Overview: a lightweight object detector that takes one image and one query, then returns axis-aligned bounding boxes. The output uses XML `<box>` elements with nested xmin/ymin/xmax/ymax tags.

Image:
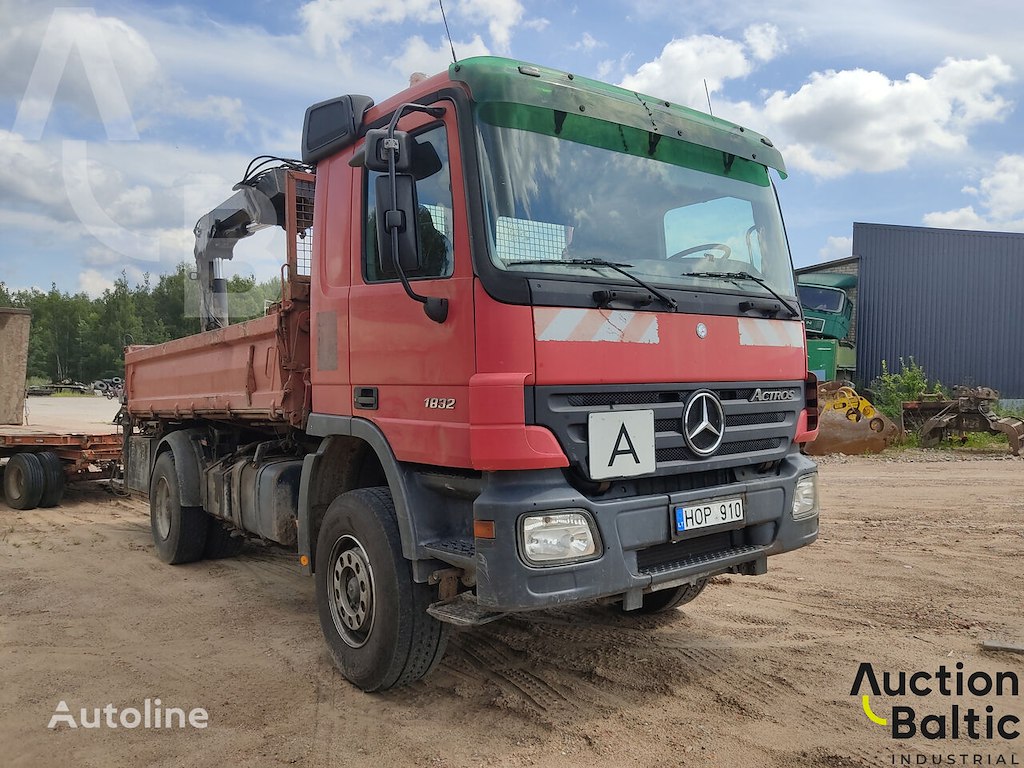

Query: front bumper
<box><xmin>473</xmin><ymin>448</ymin><xmax>818</xmax><ymax>611</ymax></box>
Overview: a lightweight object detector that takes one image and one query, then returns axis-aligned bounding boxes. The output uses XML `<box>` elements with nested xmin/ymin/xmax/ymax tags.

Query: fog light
<box><xmin>792</xmin><ymin>474</ymin><xmax>819</xmax><ymax>521</ymax></box>
<box><xmin>520</xmin><ymin>511</ymin><xmax>599</xmax><ymax>565</ymax></box>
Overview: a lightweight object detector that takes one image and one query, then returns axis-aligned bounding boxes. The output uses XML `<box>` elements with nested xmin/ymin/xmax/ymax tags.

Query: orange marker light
<box><xmin>474</xmin><ymin>520</ymin><xmax>495</xmax><ymax>539</ymax></box>
<box><xmin>299</xmin><ymin>555</ymin><xmax>310</xmax><ymax>566</ymax></box>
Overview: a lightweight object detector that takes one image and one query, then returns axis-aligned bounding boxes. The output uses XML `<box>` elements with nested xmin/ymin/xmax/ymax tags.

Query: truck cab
<box><xmin>124</xmin><ymin>57</ymin><xmax>820</xmax><ymax>692</ymax></box>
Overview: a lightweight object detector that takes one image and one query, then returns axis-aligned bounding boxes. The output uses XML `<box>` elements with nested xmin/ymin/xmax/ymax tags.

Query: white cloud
<box><xmin>174</xmin><ymin>96</ymin><xmax>247</xmax><ymax>138</ymax></box>
<box><xmin>522</xmin><ymin>18</ymin><xmax>550</xmax><ymax>32</ymax></box>
<box><xmin>619</xmin><ymin>34</ymin><xmax>752</xmax><ymax>107</ymax></box>
<box><xmin>78</xmin><ymin>268</ymin><xmax>115</xmax><ymax>297</ymax></box>
<box><xmin>818</xmin><ymin>235</ymin><xmax>853</xmax><ymax>261</ymax></box>
<box><xmin>761</xmin><ymin>56</ymin><xmax>1014</xmax><ymax>178</ymax></box>
<box><xmin>391</xmin><ymin>34</ymin><xmax>489</xmax><ymax>80</ymax></box>
<box><xmin>0</xmin><ymin>8</ymin><xmax>162</xmax><ymax>129</ymax></box>
<box><xmin>743</xmin><ymin>23</ymin><xmax>784</xmax><ymax>62</ymax></box>
<box><xmin>571</xmin><ymin>33</ymin><xmax>603</xmax><ymax>53</ymax></box>
<box><xmin>299</xmin><ymin>0</ymin><xmax>437</xmax><ymax>54</ymax></box>
<box><xmin>617</xmin><ymin>24</ymin><xmax>782</xmax><ymax>108</ymax></box>
<box><xmin>923</xmin><ymin>154</ymin><xmax>1024</xmax><ymax>231</ymax></box>
<box><xmin>458</xmin><ymin>0</ymin><xmax>523</xmax><ymax>53</ymax></box>
<box><xmin>299</xmin><ymin>0</ymin><xmax>522</xmax><ymax>57</ymax></box>
<box><xmin>971</xmin><ymin>154</ymin><xmax>1024</xmax><ymax>223</ymax></box>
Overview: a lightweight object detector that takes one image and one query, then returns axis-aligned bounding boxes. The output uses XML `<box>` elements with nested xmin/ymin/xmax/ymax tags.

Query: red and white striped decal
<box><xmin>534</xmin><ymin>308</ymin><xmax>660</xmax><ymax>344</ymax></box>
<box><xmin>737</xmin><ymin>317</ymin><xmax>804</xmax><ymax>348</ymax></box>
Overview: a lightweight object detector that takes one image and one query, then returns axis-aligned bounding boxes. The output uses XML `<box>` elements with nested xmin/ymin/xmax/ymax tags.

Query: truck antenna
<box><xmin>704</xmin><ymin>79</ymin><xmax>714</xmax><ymax>116</ymax></box>
<box><xmin>439</xmin><ymin>0</ymin><xmax>458</xmax><ymax>63</ymax></box>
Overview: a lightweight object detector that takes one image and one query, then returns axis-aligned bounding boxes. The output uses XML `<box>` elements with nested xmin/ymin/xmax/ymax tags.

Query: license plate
<box><xmin>673</xmin><ymin>497</ymin><xmax>744</xmax><ymax>536</ymax></box>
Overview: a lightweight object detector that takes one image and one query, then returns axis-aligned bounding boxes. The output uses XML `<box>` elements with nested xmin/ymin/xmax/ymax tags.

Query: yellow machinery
<box><xmin>803</xmin><ymin>381</ymin><xmax>900</xmax><ymax>455</ymax></box>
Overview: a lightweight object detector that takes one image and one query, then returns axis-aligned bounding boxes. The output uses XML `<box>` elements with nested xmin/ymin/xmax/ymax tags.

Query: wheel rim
<box><xmin>7</xmin><ymin>462</ymin><xmax>24</xmax><ymax>501</ymax></box>
<box><xmin>153</xmin><ymin>475</ymin><xmax>172</xmax><ymax>540</ymax></box>
<box><xmin>327</xmin><ymin>535</ymin><xmax>375</xmax><ymax>648</ymax></box>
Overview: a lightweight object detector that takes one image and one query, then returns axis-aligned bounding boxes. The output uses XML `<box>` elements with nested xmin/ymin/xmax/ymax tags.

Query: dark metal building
<box><xmin>852</xmin><ymin>222</ymin><xmax>1024</xmax><ymax>399</ymax></box>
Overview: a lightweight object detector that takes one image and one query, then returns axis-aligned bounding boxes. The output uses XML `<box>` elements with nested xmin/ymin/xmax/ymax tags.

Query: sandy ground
<box><xmin>17</xmin><ymin>394</ymin><xmax>121</xmax><ymax>434</ymax></box>
<box><xmin>1</xmin><ymin>408</ymin><xmax>1022</xmax><ymax>766</ymax></box>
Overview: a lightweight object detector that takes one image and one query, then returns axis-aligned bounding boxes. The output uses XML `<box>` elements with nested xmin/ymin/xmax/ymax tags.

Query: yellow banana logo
<box><xmin>862</xmin><ymin>695</ymin><xmax>888</xmax><ymax>726</ymax></box>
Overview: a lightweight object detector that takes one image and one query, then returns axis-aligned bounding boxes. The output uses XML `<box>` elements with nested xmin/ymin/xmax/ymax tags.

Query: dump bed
<box><xmin>126</xmin><ymin>169</ymin><xmax>313</xmax><ymax>428</ymax></box>
<box><xmin>125</xmin><ymin>309</ymin><xmax>308</xmax><ymax>426</ymax></box>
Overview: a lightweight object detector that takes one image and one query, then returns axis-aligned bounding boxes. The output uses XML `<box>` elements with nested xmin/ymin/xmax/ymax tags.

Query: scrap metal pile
<box><xmin>903</xmin><ymin>386</ymin><xmax>1023</xmax><ymax>455</ymax></box>
<box><xmin>803</xmin><ymin>382</ymin><xmax>900</xmax><ymax>456</ymax></box>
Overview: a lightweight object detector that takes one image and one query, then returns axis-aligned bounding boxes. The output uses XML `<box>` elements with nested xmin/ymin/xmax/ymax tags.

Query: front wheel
<box><xmin>621</xmin><ymin>578</ymin><xmax>708</xmax><ymax>614</ymax></box>
<box><xmin>315</xmin><ymin>487</ymin><xmax>448</xmax><ymax>691</ymax></box>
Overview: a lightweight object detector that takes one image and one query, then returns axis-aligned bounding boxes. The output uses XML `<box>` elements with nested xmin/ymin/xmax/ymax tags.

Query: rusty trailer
<box><xmin>0</xmin><ymin>427</ymin><xmax>123</xmax><ymax>510</ymax></box>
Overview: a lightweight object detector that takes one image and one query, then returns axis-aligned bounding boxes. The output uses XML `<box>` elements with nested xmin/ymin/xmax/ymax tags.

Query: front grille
<box><xmin>534</xmin><ymin>381</ymin><xmax>802</xmax><ymax>481</ymax></box>
<box><xmin>656</xmin><ymin>412</ymin><xmax>785</xmax><ymax>433</ymax></box>
<box><xmin>728</xmin><ymin>412</ymin><xmax>787</xmax><ymax>427</ymax></box>
<box><xmin>568</xmin><ymin>392</ymin><xmax>674</xmax><ymax>407</ymax></box>
<box><xmin>656</xmin><ymin>438</ymin><xmax>782</xmax><ymax>463</ymax></box>
<box><xmin>583</xmin><ymin>468</ymin><xmax>735</xmax><ymax>500</ymax></box>
<box><xmin>722</xmin><ymin>437</ymin><xmax>784</xmax><ymax>454</ymax></box>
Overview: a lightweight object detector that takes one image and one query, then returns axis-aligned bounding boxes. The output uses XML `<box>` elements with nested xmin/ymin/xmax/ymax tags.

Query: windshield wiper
<box><xmin>680</xmin><ymin>271</ymin><xmax>799</xmax><ymax>318</ymax></box>
<box><xmin>513</xmin><ymin>258</ymin><xmax>678</xmax><ymax>312</ymax></box>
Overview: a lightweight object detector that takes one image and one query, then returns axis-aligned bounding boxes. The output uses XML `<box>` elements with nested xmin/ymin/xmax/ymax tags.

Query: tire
<box><xmin>315</xmin><ymin>487</ymin><xmax>449</xmax><ymax>691</ymax></box>
<box><xmin>37</xmin><ymin>452</ymin><xmax>66</xmax><ymax>508</ymax></box>
<box><xmin>204</xmin><ymin>517</ymin><xmax>245</xmax><ymax>559</ymax></box>
<box><xmin>622</xmin><ymin>578</ymin><xmax>708</xmax><ymax>615</ymax></box>
<box><xmin>3</xmin><ymin>453</ymin><xmax>46</xmax><ymax>510</ymax></box>
<box><xmin>149</xmin><ymin>451</ymin><xmax>207</xmax><ymax>564</ymax></box>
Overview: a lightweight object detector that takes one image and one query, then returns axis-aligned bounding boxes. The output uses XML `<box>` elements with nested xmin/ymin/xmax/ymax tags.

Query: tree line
<box><xmin>1</xmin><ymin>266</ymin><xmax>281</xmax><ymax>384</ymax></box>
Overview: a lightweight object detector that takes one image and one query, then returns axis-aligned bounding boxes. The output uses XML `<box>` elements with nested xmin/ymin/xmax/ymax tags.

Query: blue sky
<box><xmin>2</xmin><ymin>0</ymin><xmax>1022</xmax><ymax>295</ymax></box>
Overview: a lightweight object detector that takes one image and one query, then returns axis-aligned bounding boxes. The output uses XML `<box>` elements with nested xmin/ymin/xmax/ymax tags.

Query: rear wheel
<box><xmin>622</xmin><ymin>578</ymin><xmax>708</xmax><ymax>614</ymax></box>
<box><xmin>150</xmin><ymin>451</ymin><xmax>207</xmax><ymax>564</ymax></box>
<box><xmin>3</xmin><ymin>453</ymin><xmax>46</xmax><ymax>510</ymax></box>
<box><xmin>204</xmin><ymin>517</ymin><xmax>245</xmax><ymax>559</ymax></box>
<box><xmin>37</xmin><ymin>452</ymin><xmax>66</xmax><ymax>508</ymax></box>
<box><xmin>315</xmin><ymin>487</ymin><xmax>448</xmax><ymax>691</ymax></box>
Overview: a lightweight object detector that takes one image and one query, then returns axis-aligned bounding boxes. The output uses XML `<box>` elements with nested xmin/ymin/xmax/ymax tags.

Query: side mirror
<box><xmin>364</xmin><ymin>129</ymin><xmax>414</xmax><ymax>173</ymax></box>
<box><xmin>374</xmin><ymin>174</ymin><xmax>424</xmax><ymax>273</ymax></box>
<box><xmin>362</xmin><ymin>130</ymin><xmax>444</xmax><ymax>181</ymax></box>
<box><xmin>301</xmin><ymin>95</ymin><xmax>374</xmax><ymax>164</ymax></box>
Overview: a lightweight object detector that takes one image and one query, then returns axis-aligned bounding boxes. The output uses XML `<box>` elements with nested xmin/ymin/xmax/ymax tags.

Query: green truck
<box><xmin>797</xmin><ymin>273</ymin><xmax>856</xmax><ymax>382</ymax></box>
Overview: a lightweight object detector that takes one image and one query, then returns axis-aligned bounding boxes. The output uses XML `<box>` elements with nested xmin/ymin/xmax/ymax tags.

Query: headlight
<box><xmin>520</xmin><ymin>511</ymin><xmax>599</xmax><ymax>566</ymax></box>
<box><xmin>792</xmin><ymin>474</ymin><xmax>819</xmax><ymax>521</ymax></box>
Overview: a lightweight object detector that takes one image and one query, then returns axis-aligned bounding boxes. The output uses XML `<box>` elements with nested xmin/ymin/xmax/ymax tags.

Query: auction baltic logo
<box><xmin>48</xmin><ymin>699</ymin><xmax>209</xmax><ymax>730</ymax></box>
<box><xmin>851</xmin><ymin>661</ymin><xmax>1020</xmax><ymax>766</ymax></box>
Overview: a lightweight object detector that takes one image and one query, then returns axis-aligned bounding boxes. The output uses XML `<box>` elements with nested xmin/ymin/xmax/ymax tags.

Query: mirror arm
<box><xmin>382</xmin><ymin>103</ymin><xmax>449</xmax><ymax>324</ymax></box>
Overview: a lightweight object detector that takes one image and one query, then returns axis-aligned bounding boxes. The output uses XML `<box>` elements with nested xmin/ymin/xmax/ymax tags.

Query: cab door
<box><xmin>347</xmin><ymin>100</ymin><xmax>476</xmax><ymax>467</ymax></box>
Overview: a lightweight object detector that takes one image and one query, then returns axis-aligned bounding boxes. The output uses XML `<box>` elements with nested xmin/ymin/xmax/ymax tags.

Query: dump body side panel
<box><xmin>125</xmin><ymin>312</ymin><xmax>296</xmax><ymax>423</ymax></box>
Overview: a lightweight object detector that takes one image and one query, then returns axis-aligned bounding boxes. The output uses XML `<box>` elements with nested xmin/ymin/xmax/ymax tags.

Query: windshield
<box><xmin>475</xmin><ymin>103</ymin><xmax>796</xmax><ymax>299</ymax></box>
<box><xmin>798</xmin><ymin>285</ymin><xmax>845</xmax><ymax>313</ymax></box>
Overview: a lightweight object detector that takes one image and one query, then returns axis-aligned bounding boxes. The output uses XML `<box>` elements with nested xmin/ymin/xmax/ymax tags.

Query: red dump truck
<box><xmin>123</xmin><ymin>57</ymin><xmax>820</xmax><ymax>691</ymax></box>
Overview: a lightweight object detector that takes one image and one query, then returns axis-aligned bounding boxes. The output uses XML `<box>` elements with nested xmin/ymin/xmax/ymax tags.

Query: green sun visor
<box><xmin>449</xmin><ymin>56</ymin><xmax>787</xmax><ymax>179</ymax></box>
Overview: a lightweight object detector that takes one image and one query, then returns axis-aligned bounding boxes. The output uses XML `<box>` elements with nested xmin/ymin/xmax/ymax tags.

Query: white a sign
<box><xmin>587</xmin><ymin>410</ymin><xmax>656</xmax><ymax>480</ymax></box>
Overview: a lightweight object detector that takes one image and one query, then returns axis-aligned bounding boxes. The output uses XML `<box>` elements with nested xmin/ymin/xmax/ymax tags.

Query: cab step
<box><xmin>427</xmin><ymin>592</ymin><xmax>507</xmax><ymax>627</ymax></box>
<box><xmin>423</xmin><ymin>538</ymin><xmax>476</xmax><ymax>569</ymax></box>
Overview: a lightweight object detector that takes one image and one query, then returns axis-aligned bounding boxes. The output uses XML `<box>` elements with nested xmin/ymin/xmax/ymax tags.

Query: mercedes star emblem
<box><xmin>682</xmin><ymin>390</ymin><xmax>725</xmax><ymax>457</ymax></box>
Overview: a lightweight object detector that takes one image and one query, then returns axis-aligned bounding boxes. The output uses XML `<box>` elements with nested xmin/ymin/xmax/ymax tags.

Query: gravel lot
<box><xmin>1</xmin><ymin>401</ymin><xmax>1021</xmax><ymax>767</ymax></box>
